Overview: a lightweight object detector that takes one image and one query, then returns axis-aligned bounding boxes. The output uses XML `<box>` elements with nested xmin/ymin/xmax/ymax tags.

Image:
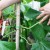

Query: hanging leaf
<box><xmin>0</xmin><ymin>41</ymin><xmax>16</xmax><ymax>50</ymax></box>
<box><xmin>31</xmin><ymin>41</ymin><xmax>50</xmax><ymax>50</ymax></box>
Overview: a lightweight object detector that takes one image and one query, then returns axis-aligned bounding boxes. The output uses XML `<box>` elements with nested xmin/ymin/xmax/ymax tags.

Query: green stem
<box><xmin>3</xmin><ymin>30</ymin><xmax>16</xmax><ymax>38</ymax></box>
<box><xmin>20</xmin><ymin>35</ymin><xmax>32</xmax><ymax>45</ymax></box>
<box><xmin>21</xmin><ymin>22</ymin><xmax>39</xmax><ymax>29</ymax></box>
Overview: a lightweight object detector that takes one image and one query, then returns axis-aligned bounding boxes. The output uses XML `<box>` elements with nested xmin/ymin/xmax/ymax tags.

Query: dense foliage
<box><xmin>20</xmin><ymin>0</ymin><xmax>50</xmax><ymax>50</ymax></box>
<box><xmin>0</xmin><ymin>0</ymin><xmax>50</xmax><ymax>50</ymax></box>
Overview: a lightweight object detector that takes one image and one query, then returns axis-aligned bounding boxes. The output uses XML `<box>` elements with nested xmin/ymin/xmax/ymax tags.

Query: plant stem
<box><xmin>15</xmin><ymin>3</ymin><xmax>20</xmax><ymax>50</ymax></box>
<box><xmin>20</xmin><ymin>35</ymin><xmax>32</xmax><ymax>45</ymax></box>
<box><xmin>21</xmin><ymin>22</ymin><xmax>39</xmax><ymax>29</ymax></box>
<box><xmin>3</xmin><ymin>30</ymin><xmax>16</xmax><ymax>38</ymax></box>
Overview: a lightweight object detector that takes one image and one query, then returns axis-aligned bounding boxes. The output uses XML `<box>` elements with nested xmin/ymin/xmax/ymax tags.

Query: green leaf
<box><xmin>21</xmin><ymin>3</ymin><xmax>26</xmax><ymax>13</ymax></box>
<box><xmin>0</xmin><ymin>41</ymin><xmax>16</xmax><ymax>50</ymax></box>
<box><xmin>23</xmin><ymin>0</ymin><xmax>32</xmax><ymax>3</ymax></box>
<box><xmin>32</xmin><ymin>24</ymin><xmax>46</xmax><ymax>41</ymax></box>
<box><xmin>3</xmin><ymin>5</ymin><xmax>14</xmax><ymax>19</ymax></box>
<box><xmin>3</xmin><ymin>6</ymin><xmax>14</xmax><ymax>15</ymax></box>
<box><xmin>42</xmin><ymin>20</ymin><xmax>50</xmax><ymax>32</ymax></box>
<box><xmin>40</xmin><ymin>1</ymin><xmax>46</xmax><ymax>7</ymax></box>
<box><xmin>31</xmin><ymin>41</ymin><xmax>50</xmax><ymax>50</ymax></box>
<box><xmin>24</xmin><ymin>8</ymin><xmax>41</xmax><ymax>21</ymax></box>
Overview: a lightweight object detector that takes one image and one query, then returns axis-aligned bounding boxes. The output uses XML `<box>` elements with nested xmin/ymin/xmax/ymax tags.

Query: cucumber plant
<box><xmin>20</xmin><ymin>0</ymin><xmax>50</xmax><ymax>50</ymax></box>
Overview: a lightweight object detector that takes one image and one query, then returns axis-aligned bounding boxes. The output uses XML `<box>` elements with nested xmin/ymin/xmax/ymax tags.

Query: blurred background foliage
<box><xmin>1</xmin><ymin>0</ymin><xmax>50</xmax><ymax>50</ymax></box>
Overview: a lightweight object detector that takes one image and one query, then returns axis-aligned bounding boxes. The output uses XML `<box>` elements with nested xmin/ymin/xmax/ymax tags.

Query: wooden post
<box><xmin>15</xmin><ymin>3</ymin><xmax>20</xmax><ymax>50</ymax></box>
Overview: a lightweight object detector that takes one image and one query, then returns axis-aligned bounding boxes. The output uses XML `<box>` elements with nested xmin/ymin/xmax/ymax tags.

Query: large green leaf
<box><xmin>3</xmin><ymin>6</ymin><xmax>14</xmax><ymax>15</ymax></box>
<box><xmin>24</xmin><ymin>8</ymin><xmax>41</xmax><ymax>21</ymax></box>
<box><xmin>0</xmin><ymin>41</ymin><xmax>16</xmax><ymax>50</ymax></box>
<box><xmin>31</xmin><ymin>41</ymin><xmax>50</xmax><ymax>50</ymax></box>
<box><xmin>3</xmin><ymin>5</ymin><xmax>15</xmax><ymax>19</ymax></box>
<box><xmin>42</xmin><ymin>20</ymin><xmax>50</xmax><ymax>32</ymax></box>
<box><xmin>31</xmin><ymin>24</ymin><xmax>46</xmax><ymax>41</ymax></box>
